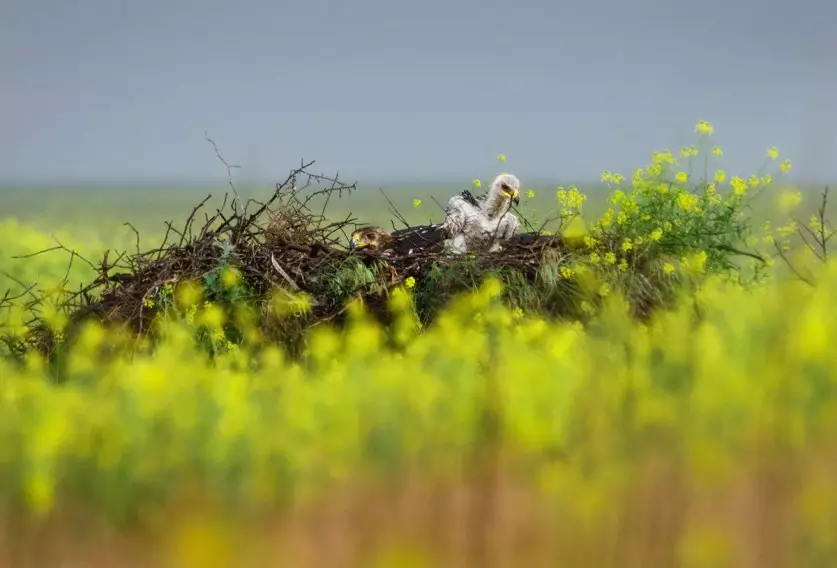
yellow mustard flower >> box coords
[711,146,723,157]
[675,172,689,184]
[779,159,792,173]
[695,120,714,135]
[404,276,416,289]
[766,146,779,160]
[497,153,506,163]
[412,199,422,208]
[731,176,748,196]
[714,170,726,184]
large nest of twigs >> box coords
[3,160,678,362]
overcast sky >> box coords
[3,0,836,185]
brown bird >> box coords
[349,224,447,256]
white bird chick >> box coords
[441,173,522,254]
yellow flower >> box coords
[675,172,689,184]
[599,208,614,228]
[618,259,629,271]
[748,174,760,189]
[473,178,482,188]
[652,150,675,165]
[649,228,663,242]
[662,262,675,275]
[589,252,601,264]
[603,252,616,265]
[695,120,714,135]
[601,170,613,183]
[680,146,692,158]
[221,266,241,288]
[714,170,726,183]
[766,146,779,160]
[777,191,803,212]
[598,283,611,297]
[621,239,633,252]
[776,221,798,236]
[559,266,575,279]
[584,236,599,248]
[526,189,535,199]
[779,159,792,173]
[730,176,748,196]
[681,250,708,274]
[404,276,416,289]
[497,153,506,163]
[412,199,422,208]
[711,146,723,157]
[676,192,698,212]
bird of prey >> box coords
[441,173,522,254]
[349,224,447,256]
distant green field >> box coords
[0,180,615,244]
[2,178,825,242]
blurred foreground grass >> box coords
[0,264,836,566]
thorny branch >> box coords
[205,130,244,218]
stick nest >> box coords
[2,160,678,360]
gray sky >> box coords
[3,0,836,185]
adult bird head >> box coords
[349,226,393,250]
[491,173,521,206]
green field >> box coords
[1,134,837,567]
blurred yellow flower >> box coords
[695,120,714,135]
[779,159,792,173]
[777,191,803,212]
[405,276,416,289]
[497,153,506,163]
[711,146,723,157]
[526,189,535,199]
[714,170,726,183]
[766,146,779,160]
[221,266,241,288]
[675,172,689,184]
[412,199,422,208]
